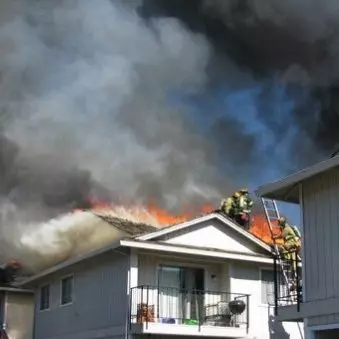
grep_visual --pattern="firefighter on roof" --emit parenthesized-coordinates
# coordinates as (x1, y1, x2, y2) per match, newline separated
(234, 188, 253, 230)
(238, 188, 253, 214)
(221, 188, 253, 230)
(220, 192, 241, 218)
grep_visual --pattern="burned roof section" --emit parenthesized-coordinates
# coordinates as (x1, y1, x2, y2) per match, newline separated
(93, 212, 158, 236)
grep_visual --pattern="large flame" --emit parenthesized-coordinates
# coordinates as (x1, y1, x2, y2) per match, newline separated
(17, 198, 283, 273)
(85, 197, 282, 244)
(250, 214, 283, 245)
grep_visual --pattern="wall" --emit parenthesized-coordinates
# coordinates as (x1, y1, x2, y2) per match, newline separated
(302, 168, 339, 305)
(136, 253, 230, 321)
(161, 219, 266, 255)
(4, 291, 34, 339)
(230, 261, 302, 339)
(33, 250, 129, 339)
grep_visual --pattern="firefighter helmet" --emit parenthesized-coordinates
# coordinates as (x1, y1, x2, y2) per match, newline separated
(233, 192, 241, 198)
(239, 188, 248, 193)
(278, 216, 287, 226)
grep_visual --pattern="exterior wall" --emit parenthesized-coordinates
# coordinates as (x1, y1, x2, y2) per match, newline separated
(138, 253, 301, 339)
(136, 254, 227, 318)
(33, 250, 129, 339)
(230, 261, 302, 339)
(308, 314, 339, 327)
(138, 254, 225, 291)
(302, 168, 339, 304)
(161, 220, 266, 255)
(4, 291, 34, 339)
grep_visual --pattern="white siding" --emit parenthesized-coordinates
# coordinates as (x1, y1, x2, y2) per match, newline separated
(33, 250, 129, 339)
(230, 262, 302, 339)
(163, 220, 264, 254)
(303, 169, 339, 303)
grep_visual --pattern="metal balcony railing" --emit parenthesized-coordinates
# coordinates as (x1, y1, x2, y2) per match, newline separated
(129, 285, 249, 332)
(273, 255, 302, 314)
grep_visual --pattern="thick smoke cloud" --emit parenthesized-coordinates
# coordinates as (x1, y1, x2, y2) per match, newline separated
(141, 0, 339, 161)
(0, 0, 244, 243)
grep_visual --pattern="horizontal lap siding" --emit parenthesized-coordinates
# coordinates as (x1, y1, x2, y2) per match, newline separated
(34, 251, 129, 339)
(303, 169, 339, 302)
(308, 313, 339, 327)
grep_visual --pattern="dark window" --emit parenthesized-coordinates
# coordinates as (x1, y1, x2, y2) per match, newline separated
(61, 276, 73, 305)
(40, 284, 50, 310)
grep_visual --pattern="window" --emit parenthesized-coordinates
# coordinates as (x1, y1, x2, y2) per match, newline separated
(61, 276, 73, 305)
(261, 269, 275, 304)
(40, 284, 50, 310)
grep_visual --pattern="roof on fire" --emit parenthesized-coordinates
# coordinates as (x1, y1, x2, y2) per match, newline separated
(17, 212, 273, 286)
(256, 154, 339, 203)
(93, 212, 158, 236)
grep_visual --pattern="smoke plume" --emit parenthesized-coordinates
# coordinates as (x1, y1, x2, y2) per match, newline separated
(2, 0, 339, 271)
(141, 0, 339, 162)
(0, 0, 234, 270)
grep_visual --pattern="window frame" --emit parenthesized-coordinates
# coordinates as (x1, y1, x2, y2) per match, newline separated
(260, 267, 278, 306)
(39, 283, 50, 311)
(60, 274, 74, 307)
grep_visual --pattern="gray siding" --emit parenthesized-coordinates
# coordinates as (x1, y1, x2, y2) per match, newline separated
(303, 168, 339, 302)
(34, 250, 129, 339)
(308, 313, 339, 327)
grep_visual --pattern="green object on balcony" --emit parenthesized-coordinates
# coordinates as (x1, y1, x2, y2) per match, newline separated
(183, 319, 199, 325)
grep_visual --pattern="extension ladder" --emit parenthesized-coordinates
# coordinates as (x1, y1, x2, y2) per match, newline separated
(261, 198, 304, 338)
(261, 198, 293, 286)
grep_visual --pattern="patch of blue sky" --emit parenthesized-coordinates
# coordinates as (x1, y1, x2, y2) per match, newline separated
(167, 85, 301, 225)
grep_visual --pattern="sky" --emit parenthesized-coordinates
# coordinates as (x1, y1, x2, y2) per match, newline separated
(224, 86, 301, 226)
(184, 84, 302, 226)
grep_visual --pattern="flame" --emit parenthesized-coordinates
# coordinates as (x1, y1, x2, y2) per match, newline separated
(78, 197, 282, 245)
(250, 214, 284, 245)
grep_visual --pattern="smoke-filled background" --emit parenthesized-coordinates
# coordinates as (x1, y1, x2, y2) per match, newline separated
(1, 0, 338, 271)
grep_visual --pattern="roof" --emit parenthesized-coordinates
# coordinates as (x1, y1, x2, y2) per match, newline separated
(136, 212, 272, 253)
(93, 212, 158, 235)
(256, 155, 339, 203)
(17, 211, 273, 286)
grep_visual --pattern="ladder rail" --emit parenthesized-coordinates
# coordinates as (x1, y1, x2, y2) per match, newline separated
(261, 197, 304, 339)
(261, 198, 290, 287)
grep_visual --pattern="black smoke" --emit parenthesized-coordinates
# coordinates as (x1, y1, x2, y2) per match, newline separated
(139, 0, 339, 158)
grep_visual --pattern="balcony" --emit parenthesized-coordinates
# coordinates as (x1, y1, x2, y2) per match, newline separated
(273, 256, 303, 322)
(129, 285, 249, 338)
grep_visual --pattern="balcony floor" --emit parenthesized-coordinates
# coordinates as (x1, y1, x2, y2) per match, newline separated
(130, 322, 247, 338)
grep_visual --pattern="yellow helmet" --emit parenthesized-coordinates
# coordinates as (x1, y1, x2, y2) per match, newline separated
(239, 188, 248, 193)
(233, 192, 241, 198)
(278, 216, 287, 226)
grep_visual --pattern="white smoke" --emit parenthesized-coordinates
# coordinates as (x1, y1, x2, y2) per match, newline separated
(17, 208, 162, 273)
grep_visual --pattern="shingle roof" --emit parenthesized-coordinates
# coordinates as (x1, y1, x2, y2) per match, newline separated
(93, 212, 158, 236)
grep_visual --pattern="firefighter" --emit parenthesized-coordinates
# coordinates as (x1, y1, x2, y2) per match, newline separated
(238, 188, 254, 214)
(233, 188, 253, 230)
(220, 192, 241, 218)
(274, 217, 301, 277)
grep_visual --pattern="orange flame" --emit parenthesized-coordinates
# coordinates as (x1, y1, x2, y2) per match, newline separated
(75, 197, 281, 245)
(250, 214, 283, 245)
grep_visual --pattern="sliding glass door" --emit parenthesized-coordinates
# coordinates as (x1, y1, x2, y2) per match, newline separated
(157, 265, 204, 323)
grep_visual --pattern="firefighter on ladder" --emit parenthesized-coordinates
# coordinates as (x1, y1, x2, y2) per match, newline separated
(273, 216, 301, 292)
